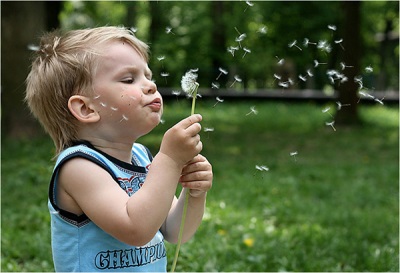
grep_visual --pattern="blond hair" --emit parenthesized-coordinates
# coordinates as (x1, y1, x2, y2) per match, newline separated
(25, 26, 149, 157)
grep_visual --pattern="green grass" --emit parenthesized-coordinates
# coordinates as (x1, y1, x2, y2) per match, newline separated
(2, 100, 398, 272)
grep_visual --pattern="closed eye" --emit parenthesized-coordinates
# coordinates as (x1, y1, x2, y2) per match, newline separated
(121, 78, 134, 84)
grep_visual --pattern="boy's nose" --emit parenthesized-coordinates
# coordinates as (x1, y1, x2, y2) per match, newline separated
(142, 80, 157, 94)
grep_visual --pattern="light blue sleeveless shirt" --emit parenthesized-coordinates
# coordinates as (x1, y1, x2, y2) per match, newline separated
(48, 141, 167, 272)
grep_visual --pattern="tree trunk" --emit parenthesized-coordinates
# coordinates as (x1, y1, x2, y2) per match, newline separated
(210, 1, 227, 87)
(1, 1, 61, 138)
(335, 1, 362, 125)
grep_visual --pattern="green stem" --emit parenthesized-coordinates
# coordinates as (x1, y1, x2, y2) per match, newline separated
(171, 84, 198, 272)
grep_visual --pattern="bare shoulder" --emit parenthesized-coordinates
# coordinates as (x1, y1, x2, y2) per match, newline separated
(57, 157, 129, 218)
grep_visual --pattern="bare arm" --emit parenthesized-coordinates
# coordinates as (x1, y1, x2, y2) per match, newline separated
(58, 115, 203, 246)
(161, 154, 213, 244)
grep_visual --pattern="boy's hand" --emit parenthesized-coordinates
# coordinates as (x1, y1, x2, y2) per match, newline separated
(160, 114, 203, 166)
(179, 154, 213, 197)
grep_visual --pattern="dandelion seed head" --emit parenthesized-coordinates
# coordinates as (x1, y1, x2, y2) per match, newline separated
(181, 70, 199, 97)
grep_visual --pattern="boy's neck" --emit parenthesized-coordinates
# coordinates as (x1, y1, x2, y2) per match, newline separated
(84, 137, 134, 164)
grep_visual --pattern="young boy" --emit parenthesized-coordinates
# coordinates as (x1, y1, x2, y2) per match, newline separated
(25, 26, 213, 272)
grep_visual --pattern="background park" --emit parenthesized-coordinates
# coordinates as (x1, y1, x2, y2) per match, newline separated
(1, 1, 399, 272)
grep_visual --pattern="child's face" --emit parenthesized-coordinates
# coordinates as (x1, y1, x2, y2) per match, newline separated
(91, 41, 163, 140)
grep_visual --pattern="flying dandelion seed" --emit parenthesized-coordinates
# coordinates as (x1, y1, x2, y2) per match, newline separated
(275, 56, 285, 65)
(172, 90, 181, 96)
(365, 66, 373, 73)
(273, 74, 282, 81)
(278, 81, 289, 89)
(255, 165, 269, 171)
(110, 107, 118, 111)
(235, 34, 247, 48)
(100, 102, 107, 107)
(336, 101, 351, 110)
(160, 119, 165, 124)
(303, 38, 317, 47)
(242, 47, 251, 58)
(230, 75, 242, 87)
(246, 106, 258, 116)
(359, 91, 375, 100)
(314, 60, 327, 68)
(334, 39, 345, 50)
(374, 97, 385, 105)
(328, 24, 337, 31)
(204, 127, 215, 133)
(244, 0, 254, 12)
(93, 94, 101, 100)
(157, 56, 165, 61)
(317, 40, 332, 53)
(326, 121, 336, 131)
(288, 40, 302, 51)
(307, 69, 314, 77)
(354, 76, 364, 89)
(290, 151, 298, 161)
(129, 27, 138, 33)
(120, 114, 129, 122)
(213, 97, 224, 107)
(227, 46, 239, 56)
(257, 26, 268, 34)
(340, 62, 353, 70)
(165, 27, 175, 35)
(28, 44, 40, 51)
(211, 82, 220, 89)
(216, 67, 228, 80)
(298, 74, 307, 82)
(322, 107, 333, 117)
(161, 72, 169, 83)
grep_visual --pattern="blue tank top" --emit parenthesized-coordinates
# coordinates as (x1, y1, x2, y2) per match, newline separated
(48, 141, 167, 272)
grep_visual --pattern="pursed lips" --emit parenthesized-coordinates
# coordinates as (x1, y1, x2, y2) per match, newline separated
(145, 98, 162, 111)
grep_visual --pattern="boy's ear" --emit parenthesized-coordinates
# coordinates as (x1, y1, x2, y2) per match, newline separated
(68, 95, 100, 123)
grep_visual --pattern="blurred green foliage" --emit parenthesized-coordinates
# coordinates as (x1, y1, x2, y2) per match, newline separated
(58, 1, 399, 91)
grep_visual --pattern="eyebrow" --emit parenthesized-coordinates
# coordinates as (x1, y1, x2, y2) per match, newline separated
(120, 65, 153, 78)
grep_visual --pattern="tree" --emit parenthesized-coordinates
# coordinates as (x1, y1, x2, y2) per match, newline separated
(335, 1, 362, 125)
(1, 1, 61, 138)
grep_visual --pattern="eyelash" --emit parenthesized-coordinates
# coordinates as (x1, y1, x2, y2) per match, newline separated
(122, 78, 134, 84)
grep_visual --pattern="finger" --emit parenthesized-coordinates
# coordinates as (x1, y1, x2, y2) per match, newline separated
(185, 154, 206, 165)
(179, 114, 202, 129)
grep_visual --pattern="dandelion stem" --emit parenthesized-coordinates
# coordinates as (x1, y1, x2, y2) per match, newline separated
(171, 82, 199, 273)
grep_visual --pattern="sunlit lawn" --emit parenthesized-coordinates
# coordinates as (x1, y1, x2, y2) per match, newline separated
(2, 99, 399, 272)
